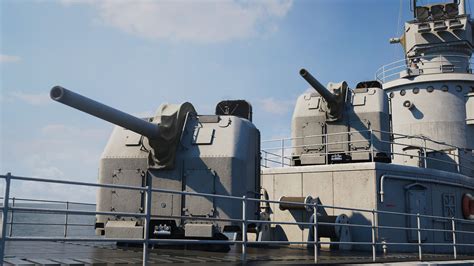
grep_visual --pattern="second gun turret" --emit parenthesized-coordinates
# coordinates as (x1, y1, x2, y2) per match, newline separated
(292, 69, 391, 165)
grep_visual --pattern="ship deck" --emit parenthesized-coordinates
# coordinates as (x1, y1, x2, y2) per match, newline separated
(3, 241, 474, 265)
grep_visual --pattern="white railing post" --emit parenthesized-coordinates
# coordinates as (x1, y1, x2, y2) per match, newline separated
(64, 201, 69, 237)
(423, 139, 427, 168)
(417, 213, 422, 261)
(451, 217, 457, 259)
(325, 134, 328, 163)
(382, 65, 385, 83)
(142, 174, 152, 266)
(313, 204, 318, 263)
(241, 195, 247, 263)
(281, 139, 285, 167)
(9, 197, 15, 237)
(370, 129, 375, 162)
(371, 209, 376, 262)
(1, 173, 12, 262)
(264, 151, 268, 168)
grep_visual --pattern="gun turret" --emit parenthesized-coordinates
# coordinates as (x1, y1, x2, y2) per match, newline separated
(299, 68, 347, 121)
(50, 86, 160, 139)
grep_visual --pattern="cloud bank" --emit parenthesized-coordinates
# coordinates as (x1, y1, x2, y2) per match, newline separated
(61, 0, 293, 43)
(0, 54, 21, 63)
(259, 97, 294, 115)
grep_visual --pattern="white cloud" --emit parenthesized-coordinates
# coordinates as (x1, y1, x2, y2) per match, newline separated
(9, 91, 50, 106)
(61, 0, 293, 43)
(0, 54, 21, 63)
(259, 97, 293, 115)
(41, 124, 109, 139)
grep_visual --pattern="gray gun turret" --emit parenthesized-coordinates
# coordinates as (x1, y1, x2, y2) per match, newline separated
(292, 69, 390, 165)
(299, 69, 347, 121)
(50, 85, 261, 242)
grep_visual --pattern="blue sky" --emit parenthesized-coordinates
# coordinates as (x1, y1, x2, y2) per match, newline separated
(1, 0, 472, 201)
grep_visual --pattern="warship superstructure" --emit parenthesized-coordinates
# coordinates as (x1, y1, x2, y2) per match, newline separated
(4, 0, 474, 264)
(262, 0, 474, 254)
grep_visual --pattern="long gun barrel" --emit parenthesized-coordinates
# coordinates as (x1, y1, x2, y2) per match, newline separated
(299, 68, 337, 105)
(50, 86, 160, 139)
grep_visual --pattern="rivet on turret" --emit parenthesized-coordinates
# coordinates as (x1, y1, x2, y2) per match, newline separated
(403, 100, 415, 110)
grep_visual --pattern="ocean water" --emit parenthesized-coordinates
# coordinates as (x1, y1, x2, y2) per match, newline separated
(2, 202, 97, 238)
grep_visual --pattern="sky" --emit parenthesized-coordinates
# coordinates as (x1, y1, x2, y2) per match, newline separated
(1, 0, 473, 203)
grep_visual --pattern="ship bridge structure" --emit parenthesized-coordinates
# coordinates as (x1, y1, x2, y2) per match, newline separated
(376, 0, 474, 175)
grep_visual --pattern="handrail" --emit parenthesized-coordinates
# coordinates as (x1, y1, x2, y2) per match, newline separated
(1, 173, 474, 265)
(375, 54, 474, 83)
(0, 196, 95, 206)
(260, 129, 474, 173)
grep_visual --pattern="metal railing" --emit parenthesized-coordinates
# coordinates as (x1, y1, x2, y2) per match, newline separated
(0, 196, 95, 238)
(261, 129, 474, 175)
(375, 54, 474, 83)
(1, 173, 474, 265)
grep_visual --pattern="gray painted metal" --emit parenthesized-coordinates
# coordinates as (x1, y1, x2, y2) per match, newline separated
(262, 5, 474, 249)
(2, 173, 474, 263)
(49, 86, 260, 240)
(50, 86, 160, 139)
(94, 109, 260, 238)
(377, 1, 474, 173)
(291, 75, 390, 165)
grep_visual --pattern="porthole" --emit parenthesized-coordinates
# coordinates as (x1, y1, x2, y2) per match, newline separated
(400, 89, 406, 96)
(441, 85, 449, 92)
(456, 85, 463, 92)
(427, 86, 435, 92)
(389, 92, 395, 98)
(413, 87, 420, 94)
(470, 86, 474, 92)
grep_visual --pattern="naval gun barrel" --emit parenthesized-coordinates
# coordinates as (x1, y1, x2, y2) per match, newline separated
(299, 68, 337, 105)
(50, 86, 160, 139)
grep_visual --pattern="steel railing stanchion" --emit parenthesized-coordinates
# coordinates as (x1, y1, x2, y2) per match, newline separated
(325, 134, 328, 163)
(242, 195, 247, 263)
(9, 197, 15, 237)
(382, 65, 385, 83)
(281, 139, 285, 167)
(313, 204, 318, 264)
(1, 173, 12, 263)
(417, 213, 422, 261)
(142, 173, 152, 266)
(451, 217, 457, 259)
(422, 139, 427, 168)
(265, 151, 268, 168)
(371, 209, 376, 262)
(370, 130, 375, 162)
(64, 201, 69, 237)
